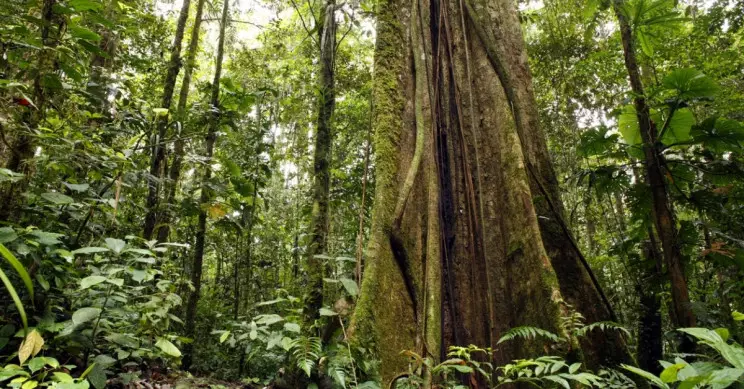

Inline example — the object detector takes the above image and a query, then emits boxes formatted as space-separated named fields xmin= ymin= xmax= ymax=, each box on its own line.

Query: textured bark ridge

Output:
xmin=352 ymin=0 xmax=634 ymax=383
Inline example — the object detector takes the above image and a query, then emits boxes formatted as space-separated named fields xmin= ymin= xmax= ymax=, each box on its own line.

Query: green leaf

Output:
xmin=733 ymin=311 xmax=744 ymax=321
xmin=658 ymin=108 xmax=694 ymax=145
xmin=339 ymin=277 xmax=358 ymax=297
xmin=0 ymin=268 xmax=28 ymax=335
xmin=41 ymin=192 xmax=74 ymax=205
xmin=68 ymin=0 xmax=103 ymax=11
xmin=618 ymin=105 xmax=641 ymax=145
xmin=27 ymin=357 xmax=46 ymax=373
xmin=80 ymin=276 xmax=106 ymax=289
xmin=319 ymin=307 xmax=337 ymax=316
xmin=72 ymin=307 xmax=101 ymax=325
xmin=104 ymin=238 xmax=125 ymax=254
xmin=155 ymin=338 xmax=181 ymax=357
xmin=53 ymin=372 xmax=74 ymax=383
xmin=0 ymin=227 xmax=18 ymax=243
xmin=0 ymin=243 xmax=33 ymax=299
xmin=71 ymin=247 xmax=109 ymax=255
xmin=284 ymin=322 xmax=301 ymax=333
xmin=69 ymin=26 xmax=101 ymax=42
xmin=219 ymin=331 xmax=230 ymax=343
xmin=451 ymin=365 xmax=474 ymax=373
xmin=63 ymin=182 xmax=89 ymax=192
xmin=622 ymin=364 xmax=670 ymax=389
xmin=662 ymin=68 xmax=719 ymax=100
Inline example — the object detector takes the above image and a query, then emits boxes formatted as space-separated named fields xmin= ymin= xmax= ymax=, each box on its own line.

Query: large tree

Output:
xmin=352 ymin=0 xmax=635 ymax=383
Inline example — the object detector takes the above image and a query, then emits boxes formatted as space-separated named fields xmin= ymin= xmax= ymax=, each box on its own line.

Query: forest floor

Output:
xmin=113 ymin=371 xmax=253 ymax=389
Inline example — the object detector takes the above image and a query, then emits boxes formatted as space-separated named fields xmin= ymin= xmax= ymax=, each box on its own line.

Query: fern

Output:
xmin=574 ymin=321 xmax=631 ymax=338
xmin=497 ymin=326 xmax=563 ymax=345
xmin=290 ymin=336 xmax=322 ymax=377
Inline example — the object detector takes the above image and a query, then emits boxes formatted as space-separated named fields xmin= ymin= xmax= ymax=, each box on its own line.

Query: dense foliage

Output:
xmin=0 ymin=0 xmax=742 ymax=388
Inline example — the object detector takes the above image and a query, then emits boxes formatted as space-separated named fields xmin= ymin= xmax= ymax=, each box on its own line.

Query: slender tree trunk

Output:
xmin=143 ymin=0 xmax=192 ymax=240
xmin=157 ymin=0 xmax=208 ymax=243
xmin=182 ymin=0 xmax=229 ymax=371
xmin=0 ymin=0 xmax=60 ymax=221
xmin=612 ymin=1 xmax=696 ymax=337
xmin=303 ymin=0 xmax=337 ymax=327
xmin=637 ymin=233 xmax=664 ymax=375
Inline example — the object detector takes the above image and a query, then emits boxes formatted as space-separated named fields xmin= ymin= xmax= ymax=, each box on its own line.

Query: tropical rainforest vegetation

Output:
xmin=1 ymin=0 xmax=744 ymax=387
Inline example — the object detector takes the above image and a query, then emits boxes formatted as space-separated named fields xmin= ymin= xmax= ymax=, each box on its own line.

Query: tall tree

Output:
xmin=182 ymin=0 xmax=230 ymax=371
xmin=612 ymin=0 xmax=696 ymax=338
xmin=0 ymin=0 xmax=61 ymax=220
xmin=351 ymin=0 xmax=635 ymax=383
xmin=157 ymin=0 xmax=208 ymax=243
xmin=143 ymin=0 xmax=192 ymax=240
xmin=465 ymin=0 xmax=629 ymax=367
xmin=303 ymin=0 xmax=338 ymax=327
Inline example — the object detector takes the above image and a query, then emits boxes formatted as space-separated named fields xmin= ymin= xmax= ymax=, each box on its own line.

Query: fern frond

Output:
xmin=497 ymin=326 xmax=562 ymax=345
xmin=574 ymin=321 xmax=630 ymax=338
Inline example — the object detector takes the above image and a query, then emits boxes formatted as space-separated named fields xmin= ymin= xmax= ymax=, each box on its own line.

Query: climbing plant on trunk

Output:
xmin=182 ymin=0 xmax=230 ymax=371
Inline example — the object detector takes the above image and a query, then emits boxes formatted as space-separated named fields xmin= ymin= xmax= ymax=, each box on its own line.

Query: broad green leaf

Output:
xmin=623 ymin=364 xmax=670 ymax=388
xmin=53 ymin=372 xmax=74 ymax=383
xmin=80 ymin=276 xmax=106 ymax=289
xmin=63 ymin=182 xmax=89 ymax=192
xmin=618 ymin=105 xmax=641 ymax=145
xmin=72 ymin=307 xmax=101 ymax=325
xmin=662 ymin=68 xmax=719 ymax=100
xmin=220 ymin=331 xmax=230 ymax=343
xmin=155 ymin=338 xmax=181 ymax=357
xmin=284 ymin=322 xmax=301 ymax=333
xmin=69 ymin=26 xmax=101 ymax=42
xmin=41 ymin=192 xmax=74 ymax=205
xmin=69 ymin=0 xmax=103 ymax=11
xmin=71 ymin=247 xmax=109 ymax=255
xmin=27 ymin=357 xmax=46 ymax=373
xmin=0 ymin=227 xmax=18 ymax=243
xmin=733 ymin=311 xmax=744 ymax=321
xmin=319 ymin=307 xmax=337 ymax=316
xmin=658 ymin=108 xmax=694 ymax=145
xmin=339 ymin=277 xmax=358 ymax=297
xmin=104 ymin=238 xmax=125 ymax=254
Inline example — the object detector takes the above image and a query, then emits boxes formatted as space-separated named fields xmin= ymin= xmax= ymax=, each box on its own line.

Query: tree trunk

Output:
xmin=0 ymin=0 xmax=60 ymax=221
xmin=143 ymin=0 xmax=192 ymax=240
xmin=637 ymin=236 xmax=664 ymax=375
xmin=157 ymin=0 xmax=208 ymax=243
xmin=182 ymin=0 xmax=229 ymax=371
xmin=303 ymin=0 xmax=337 ymax=327
xmin=612 ymin=0 xmax=696 ymax=338
xmin=464 ymin=0 xmax=632 ymax=368
xmin=351 ymin=0 xmax=578 ymax=383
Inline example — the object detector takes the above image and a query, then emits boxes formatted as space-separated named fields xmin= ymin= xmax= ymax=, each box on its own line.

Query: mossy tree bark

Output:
xmin=352 ymin=0 xmax=635 ymax=384
xmin=0 ymin=0 xmax=61 ymax=221
xmin=157 ymin=0 xmax=208 ymax=243
xmin=182 ymin=0 xmax=229 ymax=371
xmin=143 ymin=0 xmax=192 ymax=240
xmin=304 ymin=0 xmax=337 ymax=327
xmin=612 ymin=0 xmax=696 ymax=340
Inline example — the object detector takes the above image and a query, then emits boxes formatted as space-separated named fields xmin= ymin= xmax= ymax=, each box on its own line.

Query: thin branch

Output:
xmin=202 ymin=18 xmax=265 ymax=28
xmin=335 ymin=8 xmax=354 ymax=54
xmin=289 ymin=0 xmax=319 ymax=46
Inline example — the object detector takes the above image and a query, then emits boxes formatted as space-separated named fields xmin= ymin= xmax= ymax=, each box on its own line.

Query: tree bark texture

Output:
xmin=0 ymin=0 xmax=60 ymax=221
xmin=304 ymin=0 xmax=338 ymax=326
xmin=157 ymin=0 xmax=208 ymax=243
xmin=143 ymin=0 xmax=192 ymax=240
xmin=612 ymin=0 xmax=696 ymax=334
xmin=182 ymin=0 xmax=229 ymax=371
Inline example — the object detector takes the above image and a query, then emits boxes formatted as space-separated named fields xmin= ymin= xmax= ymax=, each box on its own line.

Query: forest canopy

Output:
xmin=1 ymin=0 xmax=744 ymax=388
